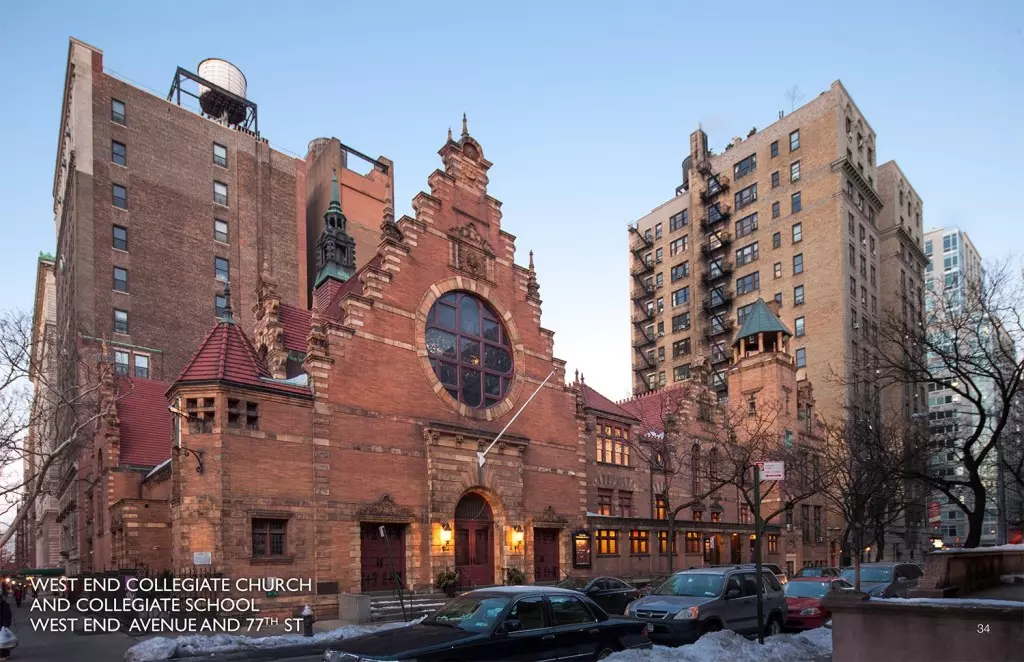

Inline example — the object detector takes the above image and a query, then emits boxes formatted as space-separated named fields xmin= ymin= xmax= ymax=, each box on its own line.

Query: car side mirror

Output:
xmin=725 ymin=588 xmax=742 ymax=599
xmin=502 ymin=619 xmax=522 ymax=633
xmin=896 ymin=576 xmax=907 ymax=583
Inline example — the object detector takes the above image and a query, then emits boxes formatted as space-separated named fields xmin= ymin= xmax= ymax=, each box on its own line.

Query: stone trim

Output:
xmin=356 ymin=494 xmax=416 ymax=524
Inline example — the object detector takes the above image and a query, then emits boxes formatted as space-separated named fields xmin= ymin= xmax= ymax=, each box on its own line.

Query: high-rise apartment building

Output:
xmin=628 ymin=81 xmax=928 ymax=433
xmin=48 ymin=38 xmax=392 ymax=572
xmin=922 ymin=227 xmax=999 ymax=546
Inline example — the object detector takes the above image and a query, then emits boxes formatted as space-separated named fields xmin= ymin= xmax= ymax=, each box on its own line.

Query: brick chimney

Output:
xmin=766 ymin=298 xmax=782 ymax=319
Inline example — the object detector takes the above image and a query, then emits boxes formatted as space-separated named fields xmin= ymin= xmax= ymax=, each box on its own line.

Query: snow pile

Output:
xmin=606 ymin=628 xmax=832 ymax=662
xmin=123 ymin=617 xmax=425 ymax=661
xmin=871 ymin=597 xmax=1024 ymax=608
xmin=931 ymin=543 xmax=1024 ymax=554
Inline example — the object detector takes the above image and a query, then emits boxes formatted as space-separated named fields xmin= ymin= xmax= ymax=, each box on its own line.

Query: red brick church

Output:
xmin=89 ymin=120 xmax=830 ymax=617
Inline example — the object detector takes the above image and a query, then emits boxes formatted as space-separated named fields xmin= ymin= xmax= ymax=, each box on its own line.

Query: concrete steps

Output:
xmin=369 ymin=592 xmax=449 ymax=622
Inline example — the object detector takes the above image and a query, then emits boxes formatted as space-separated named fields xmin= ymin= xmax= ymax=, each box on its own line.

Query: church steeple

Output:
xmin=315 ymin=169 xmax=357 ymax=287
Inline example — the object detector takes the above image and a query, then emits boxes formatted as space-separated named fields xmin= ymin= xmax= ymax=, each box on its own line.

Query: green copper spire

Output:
xmin=315 ymin=168 xmax=356 ymax=288
xmin=732 ymin=298 xmax=791 ymax=346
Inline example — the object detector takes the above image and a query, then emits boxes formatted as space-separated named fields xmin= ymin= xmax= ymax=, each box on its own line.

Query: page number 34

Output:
xmin=977 ymin=624 xmax=990 ymax=634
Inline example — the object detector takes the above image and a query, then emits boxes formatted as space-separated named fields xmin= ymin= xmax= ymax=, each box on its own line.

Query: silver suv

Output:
xmin=624 ymin=566 xmax=787 ymax=645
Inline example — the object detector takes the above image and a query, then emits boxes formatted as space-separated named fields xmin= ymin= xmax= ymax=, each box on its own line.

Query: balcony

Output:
xmin=628 ymin=223 xmax=654 ymax=258
xmin=700 ymin=263 xmax=734 ymax=285
xmin=700 ymin=174 xmax=730 ymax=202
xmin=710 ymin=350 xmax=731 ymax=365
xmin=701 ymin=232 xmax=732 ymax=257
xmin=631 ymin=308 xmax=655 ymax=325
xmin=702 ymin=290 xmax=734 ymax=313
xmin=633 ymin=330 xmax=656 ymax=348
xmin=704 ymin=319 xmax=735 ymax=340
xmin=630 ymin=259 xmax=655 ymax=278
xmin=631 ymin=283 xmax=655 ymax=303
xmin=699 ymin=203 xmax=732 ymax=231
xmin=633 ymin=349 xmax=656 ymax=372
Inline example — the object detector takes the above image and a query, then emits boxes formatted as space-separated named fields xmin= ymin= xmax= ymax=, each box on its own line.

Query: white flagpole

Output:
xmin=477 ymin=370 xmax=556 ymax=467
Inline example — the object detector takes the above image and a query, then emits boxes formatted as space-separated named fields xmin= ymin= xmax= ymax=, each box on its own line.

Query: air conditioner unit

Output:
xmin=657 ymin=331 xmax=665 ymax=337
xmin=862 ymin=239 xmax=868 ymax=248
xmin=853 ymin=323 xmax=860 ymax=329
xmin=817 ymin=536 xmax=825 ymax=543
xmin=786 ymin=523 xmax=792 ymax=532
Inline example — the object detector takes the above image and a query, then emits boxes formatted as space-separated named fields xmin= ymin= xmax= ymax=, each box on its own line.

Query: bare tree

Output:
xmin=785 ymin=85 xmax=804 ymax=112
xmin=874 ymin=260 xmax=1024 ymax=548
xmin=0 ymin=310 xmax=123 ymax=551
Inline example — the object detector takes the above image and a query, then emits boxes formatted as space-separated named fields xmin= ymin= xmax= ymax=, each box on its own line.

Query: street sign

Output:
xmin=756 ymin=461 xmax=785 ymax=481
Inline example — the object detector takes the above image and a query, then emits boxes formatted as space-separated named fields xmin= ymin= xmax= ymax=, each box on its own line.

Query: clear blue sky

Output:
xmin=2 ymin=0 xmax=1021 ymax=400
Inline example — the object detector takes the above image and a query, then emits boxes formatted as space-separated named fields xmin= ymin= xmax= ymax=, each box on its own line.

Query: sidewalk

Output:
xmin=8 ymin=601 xmax=144 ymax=662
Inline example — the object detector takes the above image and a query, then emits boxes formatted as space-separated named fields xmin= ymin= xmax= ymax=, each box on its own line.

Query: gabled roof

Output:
xmin=580 ymin=383 xmax=638 ymax=421
xmin=117 ymin=378 xmax=173 ymax=467
xmin=172 ymin=320 xmax=310 ymax=397
xmin=733 ymin=298 xmax=791 ymax=344
xmin=278 ymin=304 xmax=311 ymax=353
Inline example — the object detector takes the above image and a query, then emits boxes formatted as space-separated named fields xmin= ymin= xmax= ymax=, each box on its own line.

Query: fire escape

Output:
xmin=629 ymin=224 xmax=657 ymax=393
xmin=698 ymin=168 xmax=734 ymax=397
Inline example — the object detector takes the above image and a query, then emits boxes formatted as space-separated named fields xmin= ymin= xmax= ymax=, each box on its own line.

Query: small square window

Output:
xmin=113 ymin=309 xmax=129 ymax=334
xmin=772 ymin=202 xmax=780 ymax=219
xmin=214 ymin=181 xmax=229 ymax=206
xmin=790 ymin=161 xmax=801 ymax=182
xmin=112 ymin=184 xmax=128 ymax=209
xmin=213 ymin=143 xmax=228 ymax=168
xmin=772 ymin=232 xmax=781 ymax=249
xmin=112 ymin=141 xmax=127 ymax=166
xmin=111 ymin=99 xmax=126 ymax=124
xmin=794 ymin=285 xmax=805 ymax=306
xmin=214 ymin=219 xmax=229 ymax=243
xmin=771 ymin=171 xmax=780 ymax=188
xmin=215 ymin=257 xmax=230 ymax=282
xmin=791 ymin=191 xmax=802 ymax=213
xmin=114 ymin=350 xmax=129 ymax=375
xmin=795 ymin=316 xmax=805 ymax=337
xmin=113 ymin=267 xmax=128 ymax=293
xmin=792 ymin=222 xmax=803 ymax=243
xmin=795 ymin=347 xmax=806 ymax=367
xmin=134 ymin=354 xmax=150 ymax=379
xmin=770 ymin=141 xmax=779 ymax=158
xmin=790 ymin=129 xmax=800 ymax=151
xmin=112 ymin=225 xmax=128 ymax=251
xmin=793 ymin=253 xmax=804 ymax=274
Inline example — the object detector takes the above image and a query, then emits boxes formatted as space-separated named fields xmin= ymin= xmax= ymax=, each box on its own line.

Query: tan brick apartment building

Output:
xmin=628 ymin=80 xmax=932 ymax=558
xmin=628 ymin=81 xmax=929 ymax=426
xmin=48 ymin=38 xmax=391 ymax=572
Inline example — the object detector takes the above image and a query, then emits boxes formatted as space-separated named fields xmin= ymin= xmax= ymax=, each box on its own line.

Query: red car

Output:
xmin=783 ymin=577 xmax=853 ymax=630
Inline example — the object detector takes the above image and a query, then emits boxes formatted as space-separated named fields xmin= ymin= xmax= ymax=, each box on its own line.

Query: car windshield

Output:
xmin=785 ymin=581 xmax=829 ymax=598
xmin=425 ymin=595 xmax=510 ymax=633
xmin=653 ymin=573 xmax=723 ymax=598
xmin=798 ymin=568 xmax=825 ymax=577
xmin=840 ymin=567 xmax=891 ymax=583
xmin=557 ymin=577 xmax=590 ymax=591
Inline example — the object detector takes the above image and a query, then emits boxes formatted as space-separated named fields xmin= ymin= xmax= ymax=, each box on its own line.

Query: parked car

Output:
xmin=556 ymin=576 xmax=639 ymax=615
xmin=624 ymin=566 xmax=787 ymax=645
xmin=793 ymin=566 xmax=841 ymax=578
xmin=707 ymin=563 xmax=788 ymax=585
xmin=783 ymin=577 xmax=853 ymax=630
xmin=322 ymin=586 xmax=652 ymax=661
xmin=838 ymin=562 xmax=924 ymax=597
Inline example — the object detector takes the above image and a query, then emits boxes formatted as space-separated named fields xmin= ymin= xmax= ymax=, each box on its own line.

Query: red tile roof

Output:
xmin=116 ymin=377 xmax=173 ymax=467
xmin=278 ymin=304 xmax=311 ymax=353
xmin=580 ymin=383 xmax=638 ymax=421
xmin=172 ymin=320 xmax=310 ymax=397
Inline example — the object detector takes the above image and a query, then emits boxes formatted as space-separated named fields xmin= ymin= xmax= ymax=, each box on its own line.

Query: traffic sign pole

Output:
xmin=754 ymin=464 xmax=764 ymax=644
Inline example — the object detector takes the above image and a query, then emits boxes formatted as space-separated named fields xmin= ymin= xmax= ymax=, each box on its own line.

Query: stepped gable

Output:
xmin=117 ymin=377 xmax=173 ymax=466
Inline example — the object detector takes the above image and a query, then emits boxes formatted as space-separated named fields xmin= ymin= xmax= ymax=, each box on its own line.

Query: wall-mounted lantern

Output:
xmin=511 ymin=525 xmax=524 ymax=552
xmin=439 ymin=523 xmax=452 ymax=552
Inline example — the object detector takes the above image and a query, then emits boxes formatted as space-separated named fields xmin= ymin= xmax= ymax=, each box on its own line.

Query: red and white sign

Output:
xmin=756 ymin=461 xmax=785 ymax=481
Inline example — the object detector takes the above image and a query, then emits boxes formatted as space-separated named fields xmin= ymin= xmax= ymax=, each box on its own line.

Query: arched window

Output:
xmin=426 ymin=292 xmax=513 ymax=408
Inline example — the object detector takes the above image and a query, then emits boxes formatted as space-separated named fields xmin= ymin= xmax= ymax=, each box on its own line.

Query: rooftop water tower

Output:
xmin=197 ymin=59 xmax=248 ymax=125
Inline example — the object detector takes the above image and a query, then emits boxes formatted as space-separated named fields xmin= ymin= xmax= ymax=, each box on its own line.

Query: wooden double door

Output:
xmin=360 ymin=523 xmax=406 ymax=592
xmin=454 ymin=493 xmax=495 ymax=588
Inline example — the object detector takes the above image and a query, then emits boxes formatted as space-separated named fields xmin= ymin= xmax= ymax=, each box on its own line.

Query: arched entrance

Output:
xmin=455 ymin=493 xmax=494 ymax=587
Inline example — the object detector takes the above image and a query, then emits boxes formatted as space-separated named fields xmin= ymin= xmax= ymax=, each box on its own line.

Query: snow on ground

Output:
xmin=124 ymin=618 xmax=424 ymax=662
xmin=871 ymin=597 xmax=1024 ymax=608
xmin=606 ymin=628 xmax=832 ymax=662
xmin=1000 ymin=573 xmax=1024 ymax=584
xmin=931 ymin=543 xmax=1024 ymax=554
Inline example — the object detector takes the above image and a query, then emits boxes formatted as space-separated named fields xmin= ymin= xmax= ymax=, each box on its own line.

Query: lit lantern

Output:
xmin=511 ymin=525 xmax=525 ymax=552
xmin=439 ymin=523 xmax=452 ymax=552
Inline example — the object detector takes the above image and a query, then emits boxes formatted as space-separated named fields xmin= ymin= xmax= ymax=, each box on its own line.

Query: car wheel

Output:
xmin=700 ymin=620 xmax=722 ymax=636
xmin=766 ymin=614 xmax=783 ymax=636
xmin=596 ymin=647 xmax=616 ymax=660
